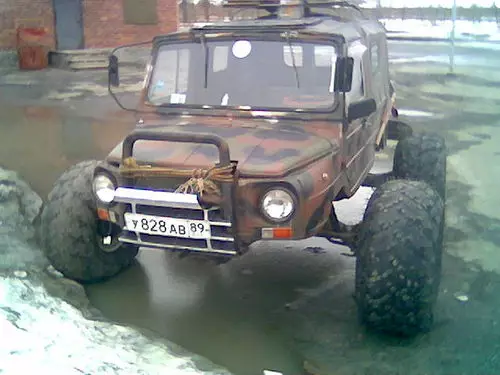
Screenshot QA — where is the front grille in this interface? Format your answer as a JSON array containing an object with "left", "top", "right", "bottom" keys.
[{"left": 114, "top": 187, "right": 236, "bottom": 255}]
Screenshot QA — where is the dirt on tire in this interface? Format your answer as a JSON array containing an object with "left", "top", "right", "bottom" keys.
[
  {"left": 354, "top": 179, "right": 444, "bottom": 337},
  {"left": 393, "top": 132, "right": 447, "bottom": 199},
  {"left": 38, "top": 160, "right": 138, "bottom": 283}
]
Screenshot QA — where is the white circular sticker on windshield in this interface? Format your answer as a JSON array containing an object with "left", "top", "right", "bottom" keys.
[{"left": 232, "top": 40, "right": 252, "bottom": 59}]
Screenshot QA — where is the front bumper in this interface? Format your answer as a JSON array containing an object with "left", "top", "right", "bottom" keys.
[
  {"left": 95, "top": 129, "right": 338, "bottom": 256},
  {"left": 112, "top": 187, "right": 237, "bottom": 255}
]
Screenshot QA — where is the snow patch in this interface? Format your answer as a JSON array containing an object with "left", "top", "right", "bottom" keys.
[
  {"left": 334, "top": 187, "right": 374, "bottom": 225},
  {"left": 383, "top": 19, "right": 500, "bottom": 43},
  {"left": 397, "top": 109, "right": 435, "bottom": 117}
]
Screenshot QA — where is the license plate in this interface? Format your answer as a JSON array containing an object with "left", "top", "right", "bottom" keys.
[{"left": 124, "top": 213, "right": 211, "bottom": 239}]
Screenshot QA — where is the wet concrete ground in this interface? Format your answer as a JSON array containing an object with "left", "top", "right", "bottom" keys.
[{"left": 2, "top": 40, "right": 500, "bottom": 375}]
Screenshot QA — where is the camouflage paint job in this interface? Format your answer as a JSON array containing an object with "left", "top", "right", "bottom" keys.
[
  {"left": 97, "top": 10, "right": 396, "bottom": 254},
  {"left": 99, "top": 116, "right": 344, "bottom": 248},
  {"left": 106, "top": 118, "right": 340, "bottom": 178}
]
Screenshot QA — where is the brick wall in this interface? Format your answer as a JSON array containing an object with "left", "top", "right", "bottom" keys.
[
  {"left": 0, "top": 0, "right": 55, "bottom": 50},
  {"left": 83, "top": 0, "right": 179, "bottom": 48},
  {"left": 0, "top": 0, "right": 177, "bottom": 51}
]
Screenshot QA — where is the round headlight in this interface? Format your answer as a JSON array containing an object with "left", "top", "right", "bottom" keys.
[
  {"left": 261, "top": 189, "right": 295, "bottom": 222},
  {"left": 92, "top": 174, "right": 116, "bottom": 203}
]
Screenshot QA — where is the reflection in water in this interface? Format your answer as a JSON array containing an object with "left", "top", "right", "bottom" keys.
[
  {"left": 85, "top": 243, "right": 350, "bottom": 375},
  {"left": 0, "top": 103, "right": 135, "bottom": 197}
]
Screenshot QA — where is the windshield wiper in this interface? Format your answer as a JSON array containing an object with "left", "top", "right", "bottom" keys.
[{"left": 285, "top": 33, "right": 300, "bottom": 89}]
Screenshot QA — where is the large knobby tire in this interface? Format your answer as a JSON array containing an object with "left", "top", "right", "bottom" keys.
[
  {"left": 393, "top": 132, "right": 447, "bottom": 199},
  {"left": 39, "top": 160, "right": 138, "bottom": 283},
  {"left": 355, "top": 179, "right": 444, "bottom": 337}
]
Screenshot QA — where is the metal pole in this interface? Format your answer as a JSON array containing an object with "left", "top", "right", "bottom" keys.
[{"left": 449, "top": 0, "right": 457, "bottom": 74}]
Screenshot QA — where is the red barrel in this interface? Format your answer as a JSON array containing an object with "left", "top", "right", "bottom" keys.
[{"left": 16, "top": 27, "right": 49, "bottom": 70}]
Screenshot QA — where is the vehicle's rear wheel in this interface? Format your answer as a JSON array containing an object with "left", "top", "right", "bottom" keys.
[
  {"left": 393, "top": 132, "right": 447, "bottom": 199},
  {"left": 39, "top": 160, "right": 138, "bottom": 283},
  {"left": 387, "top": 119, "right": 413, "bottom": 141},
  {"left": 355, "top": 179, "right": 444, "bottom": 336}
]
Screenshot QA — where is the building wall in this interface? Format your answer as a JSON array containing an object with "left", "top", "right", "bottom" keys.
[
  {"left": 0, "top": 0, "right": 178, "bottom": 51},
  {"left": 0, "top": 0, "right": 55, "bottom": 50},
  {"left": 83, "top": 0, "right": 178, "bottom": 48}
]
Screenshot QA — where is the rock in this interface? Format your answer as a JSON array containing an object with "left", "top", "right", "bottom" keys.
[
  {"left": 13, "top": 270, "right": 27, "bottom": 279},
  {"left": 46, "top": 264, "right": 64, "bottom": 279},
  {"left": 0, "top": 167, "right": 233, "bottom": 374},
  {"left": 0, "top": 235, "right": 49, "bottom": 272},
  {"left": 0, "top": 168, "right": 47, "bottom": 272},
  {"left": 0, "top": 167, "right": 43, "bottom": 241}
]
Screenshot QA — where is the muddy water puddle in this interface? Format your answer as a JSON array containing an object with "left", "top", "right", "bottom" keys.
[
  {"left": 0, "top": 101, "right": 332, "bottom": 374},
  {"left": 0, "top": 100, "right": 401, "bottom": 375},
  {"left": 0, "top": 103, "right": 135, "bottom": 197},
  {"left": 5, "top": 96, "right": 500, "bottom": 375},
  {"left": 85, "top": 246, "right": 333, "bottom": 375}
]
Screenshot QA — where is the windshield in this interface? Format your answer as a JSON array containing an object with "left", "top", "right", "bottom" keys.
[{"left": 146, "top": 38, "right": 338, "bottom": 111}]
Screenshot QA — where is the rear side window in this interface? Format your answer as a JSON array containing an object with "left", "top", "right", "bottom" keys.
[
  {"left": 371, "top": 43, "right": 379, "bottom": 74},
  {"left": 349, "top": 59, "right": 364, "bottom": 99},
  {"left": 346, "top": 41, "right": 366, "bottom": 102}
]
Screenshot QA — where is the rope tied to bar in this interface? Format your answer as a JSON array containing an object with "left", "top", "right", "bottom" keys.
[{"left": 119, "top": 157, "right": 236, "bottom": 197}]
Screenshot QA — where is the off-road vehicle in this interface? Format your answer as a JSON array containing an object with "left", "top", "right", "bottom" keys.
[{"left": 39, "top": 0, "right": 446, "bottom": 336}]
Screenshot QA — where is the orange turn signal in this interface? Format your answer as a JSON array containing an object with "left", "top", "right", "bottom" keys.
[
  {"left": 262, "top": 227, "right": 293, "bottom": 239},
  {"left": 97, "top": 208, "right": 110, "bottom": 221}
]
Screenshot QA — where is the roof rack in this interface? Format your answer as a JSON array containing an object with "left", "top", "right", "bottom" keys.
[
  {"left": 223, "top": 0, "right": 367, "bottom": 19},
  {"left": 223, "top": 0, "right": 361, "bottom": 11}
]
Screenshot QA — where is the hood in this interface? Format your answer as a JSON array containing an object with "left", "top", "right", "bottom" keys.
[{"left": 106, "top": 122, "right": 338, "bottom": 178}]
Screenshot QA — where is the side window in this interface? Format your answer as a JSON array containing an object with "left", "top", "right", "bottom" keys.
[
  {"left": 371, "top": 43, "right": 379, "bottom": 74},
  {"left": 346, "top": 41, "right": 367, "bottom": 103},
  {"left": 349, "top": 59, "right": 364, "bottom": 99}
]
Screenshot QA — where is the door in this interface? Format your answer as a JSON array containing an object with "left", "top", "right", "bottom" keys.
[
  {"left": 343, "top": 40, "right": 374, "bottom": 193},
  {"left": 53, "top": 0, "right": 84, "bottom": 50}
]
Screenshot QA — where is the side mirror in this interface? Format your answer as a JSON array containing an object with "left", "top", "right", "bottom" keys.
[
  {"left": 334, "top": 57, "right": 354, "bottom": 93},
  {"left": 108, "top": 55, "right": 120, "bottom": 87},
  {"left": 347, "top": 98, "right": 377, "bottom": 122}
]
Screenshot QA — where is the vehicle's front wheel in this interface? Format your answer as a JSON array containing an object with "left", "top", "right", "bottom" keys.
[
  {"left": 355, "top": 179, "right": 444, "bottom": 336},
  {"left": 39, "top": 160, "right": 138, "bottom": 283}
]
